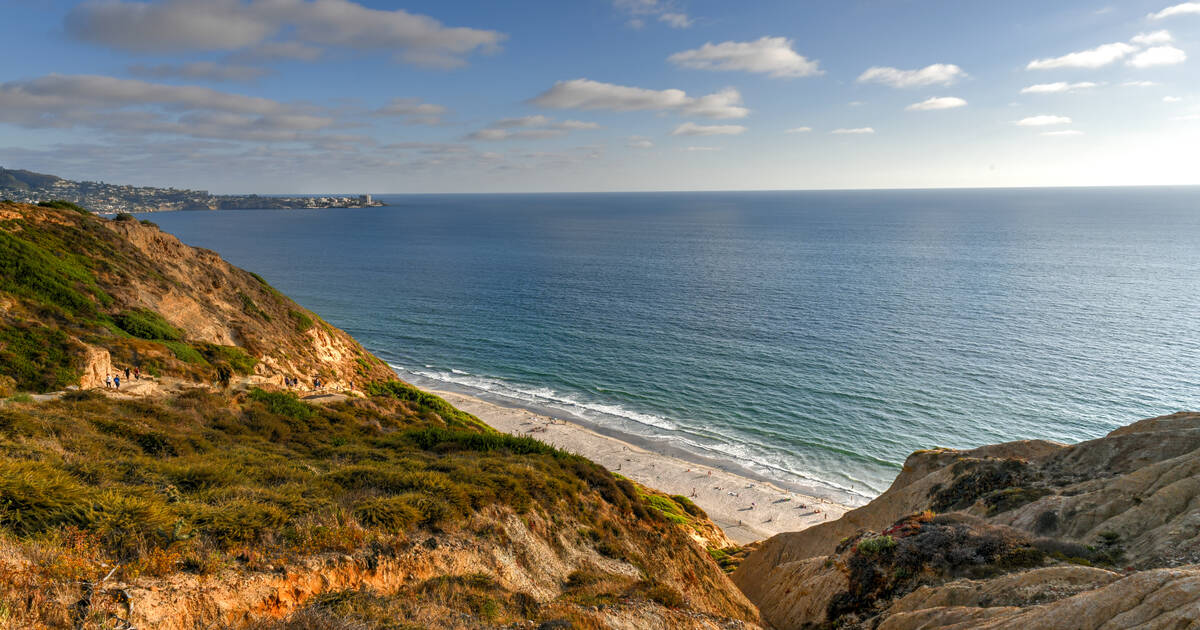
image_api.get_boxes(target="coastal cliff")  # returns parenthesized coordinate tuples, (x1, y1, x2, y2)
(734, 412, 1200, 629)
(0, 201, 759, 629)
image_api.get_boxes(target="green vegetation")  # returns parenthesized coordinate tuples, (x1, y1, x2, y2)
(0, 230, 110, 319)
(0, 323, 81, 391)
(36, 200, 90, 215)
(366, 380, 490, 431)
(288, 309, 314, 332)
(238, 291, 271, 322)
(196, 344, 258, 375)
(113, 308, 183, 341)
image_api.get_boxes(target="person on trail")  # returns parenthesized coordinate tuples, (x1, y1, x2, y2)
(105, 375, 112, 388)
(124, 367, 131, 380)
(113, 375, 121, 389)
(133, 367, 140, 380)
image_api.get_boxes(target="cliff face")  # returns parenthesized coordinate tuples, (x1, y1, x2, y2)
(734, 412, 1200, 629)
(0, 201, 394, 394)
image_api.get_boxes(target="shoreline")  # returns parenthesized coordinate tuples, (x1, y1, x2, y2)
(432, 389, 851, 544)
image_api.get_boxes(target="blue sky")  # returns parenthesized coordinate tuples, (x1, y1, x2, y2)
(0, 0, 1197, 193)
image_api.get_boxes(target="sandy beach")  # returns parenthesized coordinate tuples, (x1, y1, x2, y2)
(432, 390, 850, 545)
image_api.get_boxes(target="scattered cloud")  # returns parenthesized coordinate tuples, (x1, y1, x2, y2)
(906, 96, 967, 111)
(1027, 42, 1135, 69)
(128, 61, 272, 82)
(848, 101, 865, 107)
(531, 79, 748, 119)
(65, 0, 506, 69)
(627, 136, 654, 148)
(857, 64, 966, 88)
(683, 146, 719, 151)
(1123, 80, 1161, 87)
(1149, 2, 1200, 19)
(1127, 45, 1187, 67)
(785, 126, 812, 133)
(374, 97, 449, 125)
(464, 116, 600, 141)
(1131, 30, 1174, 46)
(1016, 115, 1072, 126)
(1020, 81, 1100, 94)
(670, 122, 746, 136)
(465, 128, 567, 141)
(659, 13, 692, 28)
(1041, 130, 1084, 136)
(668, 36, 822, 78)
(1172, 113, 1200, 120)
(831, 127, 875, 134)
(614, 0, 691, 30)
(230, 41, 323, 63)
(1164, 96, 1184, 102)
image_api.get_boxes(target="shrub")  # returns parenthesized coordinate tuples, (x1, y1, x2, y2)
(289, 309, 314, 332)
(0, 463, 92, 535)
(113, 213, 136, 222)
(238, 292, 271, 321)
(857, 535, 897, 556)
(197, 344, 258, 375)
(353, 497, 421, 533)
(114, 308, 183, 341)
(37, 199, 90, 215)
(0, 230, 107, 318)
(405, 427, 559, 456)
(249, 388, 314, 421)
(89, 491, 175, 559)
(194, 500, 288, 546)
(366, 381, 489, 430)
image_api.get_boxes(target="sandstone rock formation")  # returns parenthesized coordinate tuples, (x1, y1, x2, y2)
(734, 412, 1200, 629)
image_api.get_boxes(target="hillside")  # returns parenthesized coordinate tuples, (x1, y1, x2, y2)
(0, 201, 760, 629)
(734, 412, 1200, 629)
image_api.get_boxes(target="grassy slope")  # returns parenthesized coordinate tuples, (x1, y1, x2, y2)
(0, 201, 754, 628)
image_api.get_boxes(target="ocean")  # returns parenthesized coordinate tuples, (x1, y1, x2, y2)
(139, 188, 1200, 505)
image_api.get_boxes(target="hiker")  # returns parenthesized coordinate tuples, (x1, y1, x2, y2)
(124, 367, 131, 380)
(113, 375, 121, 389)
(105, 375, 112, 388)
(133, 367, 140, 380)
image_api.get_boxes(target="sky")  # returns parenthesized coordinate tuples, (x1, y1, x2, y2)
(0, 0, 1198, 194)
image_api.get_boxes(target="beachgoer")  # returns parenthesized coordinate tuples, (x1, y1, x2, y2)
(691, 488, 697, 497)
(105, 375, 112, 388)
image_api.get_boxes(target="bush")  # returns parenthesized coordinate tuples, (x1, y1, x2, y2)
(37, 199, 90, 215)
(857, 535, 897, 556)
(0, 230, 107, 318)
(366, 381, 488, 430)
(405, 427, 560, 456)
(353, 497, 421, 533)
(0, 463, 92, 535)
(0, 323, 82, 392)
(197, 344, 258, 375)
(194, 500, 288, 545)
(160, 340, 207, 364)
(289, 309, 314, 332)
(89, 491, 175, 558)
(249, 388, 314, 421)
(114, 308, 184, 341)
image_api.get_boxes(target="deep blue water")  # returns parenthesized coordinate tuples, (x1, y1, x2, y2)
(140, 188, 1200, 505)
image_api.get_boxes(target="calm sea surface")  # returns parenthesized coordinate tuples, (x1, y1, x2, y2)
(141, 188, 1200, 505)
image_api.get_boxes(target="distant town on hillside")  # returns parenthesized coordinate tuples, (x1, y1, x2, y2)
(0, 166, 385, 214)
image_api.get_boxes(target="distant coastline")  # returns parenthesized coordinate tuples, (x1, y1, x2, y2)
(0, 165, 384, 213)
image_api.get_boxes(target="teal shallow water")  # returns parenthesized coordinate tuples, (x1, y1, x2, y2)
(141, 188, 1200, 505)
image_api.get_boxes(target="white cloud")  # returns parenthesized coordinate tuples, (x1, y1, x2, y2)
(1131, 30, 1174, 46)
(1020, 81, 1099, 94)
(785, 126, 812, 133)
(375, 97, 448, 124)
(1027, 42, 1136, 70)
(848, 101, 865, 107)
(1149, 2, 1200, 19)
(531, 79, 748, 119)
(1172, 113, 1200, 120)
(831, 127, 875, 134)
(490, 115, 554, 128)
(465, 128, 567, 141)
(683, 146, 719, 151)
(128, 61, 271, 82)
(856, 64, 966, 88)
(1164, 96, 1184, 102)
(1016, 115, 1072, 126)
(906, 96, 967, 111)
(1127, 46, 1187, 68)
(65, 0, 506, 69)
(668, 37, 822, 78)
(627, 136, 653, 148)
(670, 122, 746, 136)
(1123, 80, 1161, 87)
(1041, 130, 1084, 136)
(658, 13, 692, 28)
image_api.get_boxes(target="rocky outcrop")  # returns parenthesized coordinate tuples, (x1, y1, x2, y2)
(78, 344, 112, 389)
(734, 412, 1200, 630)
